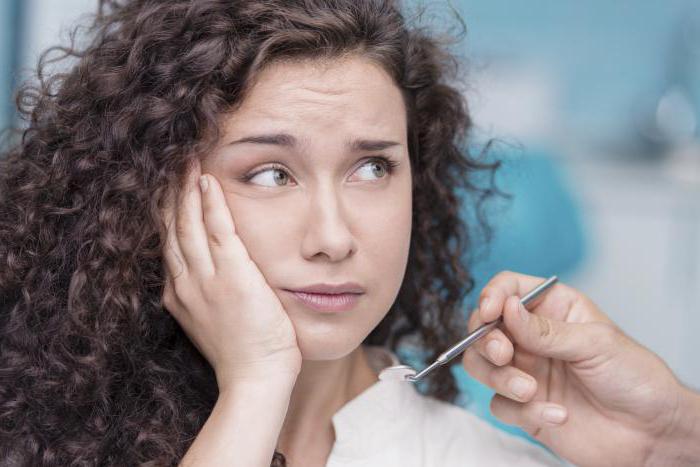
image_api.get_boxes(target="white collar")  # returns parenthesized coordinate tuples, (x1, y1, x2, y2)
(330, 345, 425, 459)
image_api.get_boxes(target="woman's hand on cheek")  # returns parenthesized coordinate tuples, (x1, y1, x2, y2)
(461, 271, 688, 467)
(160, 158, 302, 394)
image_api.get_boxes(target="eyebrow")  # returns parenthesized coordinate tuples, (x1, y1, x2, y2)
(227, 133, 401, 152)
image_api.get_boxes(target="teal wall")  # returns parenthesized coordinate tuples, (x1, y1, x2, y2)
(0, 0, 20, 138)
(454, 0, 700, 141)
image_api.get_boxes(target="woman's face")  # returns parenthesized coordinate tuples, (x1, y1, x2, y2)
(203, 55, 412, 361)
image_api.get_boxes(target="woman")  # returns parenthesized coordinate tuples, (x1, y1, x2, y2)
(0, 0, 563, 465)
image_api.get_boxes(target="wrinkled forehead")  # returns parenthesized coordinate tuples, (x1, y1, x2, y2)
(221, 56, 408, 149)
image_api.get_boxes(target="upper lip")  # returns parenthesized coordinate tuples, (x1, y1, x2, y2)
(285, 282, 365, 294)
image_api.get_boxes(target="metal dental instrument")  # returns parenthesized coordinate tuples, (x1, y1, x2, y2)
(378, 275, 559, 383)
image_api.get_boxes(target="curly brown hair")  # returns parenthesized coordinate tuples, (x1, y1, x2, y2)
(0, 0, 503, 465)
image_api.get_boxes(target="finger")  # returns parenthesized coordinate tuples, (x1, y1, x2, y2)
(503, 295, 552, 391)
(161, 273, 205, 353)
(462, 346, 538, 403)
(176, 158, 215, 275)
(162, 271, 184, 321)
(502, 293, 618, 362)
(161, 270, 175, 310)
(478, 271, 554, 323)
(161, 186, 187, 281)
(468, 303, 550, 386)
(198, 172, 255, 273)
(490, 393, 569, 430)
(467, 309, 514, 366)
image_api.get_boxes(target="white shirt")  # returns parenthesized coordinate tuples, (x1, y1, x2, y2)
(326, 345, 567, 467)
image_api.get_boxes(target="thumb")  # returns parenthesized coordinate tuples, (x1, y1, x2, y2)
(502, 295, 614, 363)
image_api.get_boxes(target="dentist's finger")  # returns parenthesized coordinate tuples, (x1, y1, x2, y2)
(502, 294, 619, 362)
(478, 271, 553, 323)
(490, 393, 569, 430)
(467, 308, 514, 366)
(462, 346, 538, 403)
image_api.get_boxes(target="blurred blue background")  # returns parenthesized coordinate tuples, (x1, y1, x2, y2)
(2, 0, 699, 456)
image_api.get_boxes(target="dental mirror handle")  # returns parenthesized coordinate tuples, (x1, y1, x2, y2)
(408, 275, 559, 382)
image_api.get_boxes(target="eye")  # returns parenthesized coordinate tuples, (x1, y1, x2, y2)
(350, 156, 399, 182)
(246, 164, 295, 187)
(240, 156, 399, 187)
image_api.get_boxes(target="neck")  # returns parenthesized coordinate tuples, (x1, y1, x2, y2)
(276, 344, 379, 462)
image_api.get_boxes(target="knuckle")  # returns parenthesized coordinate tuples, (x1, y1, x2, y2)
(175, 223, 188, 239)
(590, 321, 619, 347)
(159, 202, 174, 221)
(171, 260, 186, 279)
(208, 231, 227, 247)
(199, 279, 223, 301)
(162, 285, 184, 314)
(162, 291, 173, 310)
(535, 315, 553, 340)
(489, 394, 507, 419)
(494, 270, 514, 282)
(479, 286, 497, 301)
(171, 277, 194, 304)
(484, 367, 500, 388)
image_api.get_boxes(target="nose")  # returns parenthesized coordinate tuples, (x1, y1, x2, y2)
(300, 184, 356, 262)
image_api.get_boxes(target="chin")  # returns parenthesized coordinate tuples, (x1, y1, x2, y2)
(280, 292, 393, 361)
(295, 323, 371, 360)
(294, 325, 364, 361)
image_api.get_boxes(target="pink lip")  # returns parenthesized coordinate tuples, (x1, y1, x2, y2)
(287, 282, 365, 294)
(283, 289, 363, 313)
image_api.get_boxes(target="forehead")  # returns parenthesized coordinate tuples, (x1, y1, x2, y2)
(221, 56, 408, 143)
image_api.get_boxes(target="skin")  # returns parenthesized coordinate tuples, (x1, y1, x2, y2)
(197, 55, 412, 465)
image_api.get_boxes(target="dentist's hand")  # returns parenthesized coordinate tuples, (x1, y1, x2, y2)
(461, 271, 697, 467)
(160, 158, 301, 393)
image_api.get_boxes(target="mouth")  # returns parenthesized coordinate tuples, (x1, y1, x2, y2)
(282, 284, 364, 313)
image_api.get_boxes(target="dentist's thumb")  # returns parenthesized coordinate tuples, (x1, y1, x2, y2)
(500, 294, 619, 364)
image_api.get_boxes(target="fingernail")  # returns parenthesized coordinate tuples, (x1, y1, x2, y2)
(480, 297, 490, 315)
(542, 406, 567, 424)
(508, 376, 532, 399)
(199, 175, 209, 193)
(486, 340, 501, 361)
(519, 302, 529, 322)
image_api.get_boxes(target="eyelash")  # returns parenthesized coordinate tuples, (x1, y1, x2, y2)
(238, 156, 400, 185)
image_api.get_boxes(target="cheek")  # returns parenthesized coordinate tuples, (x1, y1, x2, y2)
(361, 202, 410, 262)
(221, 195, 298, 271)
(358, 176, 412, 248)
(352, 185, 412, 292)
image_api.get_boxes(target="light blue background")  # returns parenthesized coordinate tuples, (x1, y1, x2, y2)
(454, 0, 700, 140)
(0, 0, 20, 134)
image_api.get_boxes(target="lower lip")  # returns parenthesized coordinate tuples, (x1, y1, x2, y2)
(285, 290, 362, 313)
